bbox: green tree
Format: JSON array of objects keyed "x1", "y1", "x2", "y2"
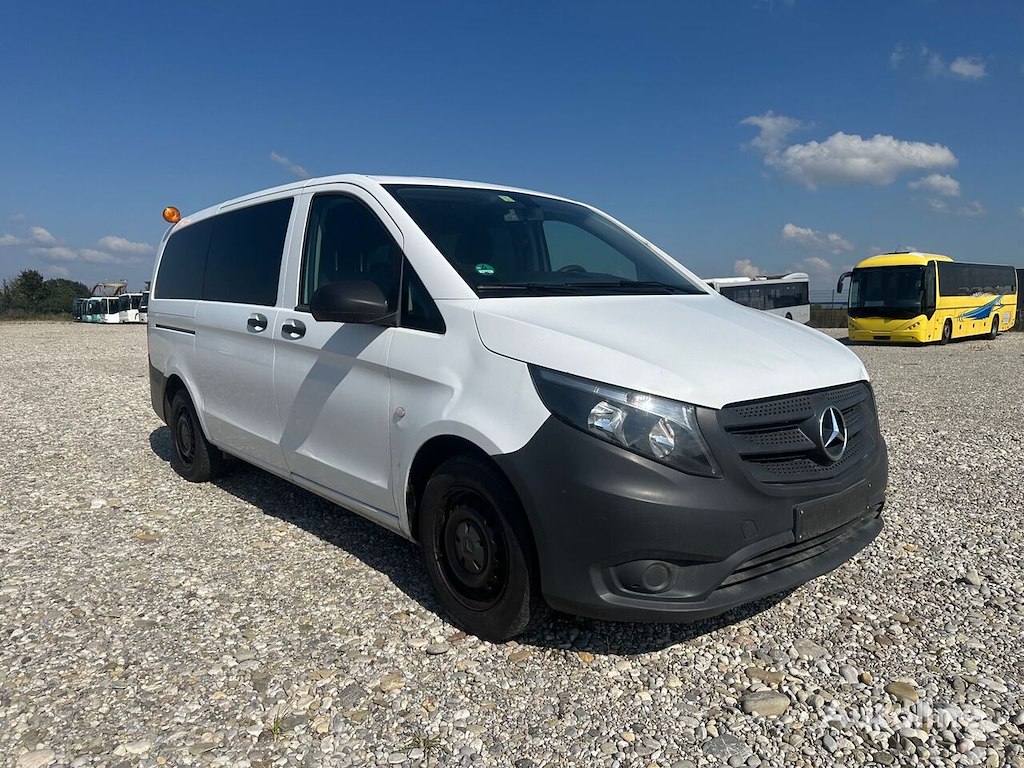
[
  {"x1": 1, "y1": 270, "x2": 90, "y2": 317},
  {"x1": 9, "y1": 269, "x2": 46, "y2": 309},
  {"x1": 40, "y1": 278, "x2": 91, "y2": 313}
]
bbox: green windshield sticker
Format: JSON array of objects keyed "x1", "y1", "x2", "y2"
[
  {"x1": 498, "y1": 195, "x2": 515, "y2": 203},
  {"x1": 475, "y1": 263, "x2": 495, "y2": 275}
]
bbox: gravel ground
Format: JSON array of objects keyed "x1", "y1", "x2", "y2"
[{"x1": 1, "y1": 322, "x2": 1022, "y2": 768}]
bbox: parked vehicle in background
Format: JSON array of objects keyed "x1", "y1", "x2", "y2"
[
  {"x1": 148, "y1": 174, "x2": 887, "y2": 640},
  {"x1": 1018, "y1": 270, "x2": 1024, "y2": 330},
  {"x1": 118, "y1": 292, "x2": 144, "y2": 323},
  {"x1": 71, "y1": 297, "x2": 86, "y2": 321},
  {"x1": 83, "y1": 296, "x2": 122, "y2": 324},
  {"x1": 139, "y1": 290, "x2": 149, "y2": 323},
  {"x1": 837, "y1": 252, "x2": 1018, "y2": 343},
  {"x1": 703, "y1": 273, "x2": 810, "y2": 323}
]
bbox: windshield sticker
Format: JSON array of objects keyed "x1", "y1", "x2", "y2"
[
  {"x1": 475, "y1": 263, "x2": 495, "y2": 276},
  {"x1": 498, "y1": 195, "x2": 515, "y2": 203}
]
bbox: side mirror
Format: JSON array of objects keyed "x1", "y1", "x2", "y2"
[
  {"x1": 310, "y1": 280, "x2": 394, "y2": 325},
  {"x1": 836, "y1": 271, "x2": 852, "y2": 294}
]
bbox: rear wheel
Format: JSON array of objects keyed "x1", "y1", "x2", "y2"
[
  {"x1": 169, "y1": 391, "x2": 225, "y2": 482},
  {"x1": 940, "y1": 319, "x2": 952, "y2": 344},
  {"x1": 988, "y1": 317, "x2": 999, "y2": 340},
  {"x1": 419, "y1": 455, "x2": 548, "y2": 641}
]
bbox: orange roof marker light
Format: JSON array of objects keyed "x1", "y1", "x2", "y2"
[{"x1": 162, "y1": 206, "x2": 181, "y2": 224}]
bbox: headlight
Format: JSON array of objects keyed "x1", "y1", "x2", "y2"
[{"x1": 529, "y1": 366, "x2": 721, "y2": 478}]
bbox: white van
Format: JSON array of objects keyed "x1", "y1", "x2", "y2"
[{"x1": 148, "y1": 175, "x2": 887, "y2": 640}]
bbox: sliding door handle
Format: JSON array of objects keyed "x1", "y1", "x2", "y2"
[{"x1": 247, "y1": 313, "x2": 268, "y2": 333}]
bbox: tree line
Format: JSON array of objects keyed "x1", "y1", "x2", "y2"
[{"x1": 0, "y1": 269, "x2": 90, "y2": 318}]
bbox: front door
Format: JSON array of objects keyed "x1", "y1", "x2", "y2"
[{"x1": 273, "y1": 188, "x2": 402, "y2": 518}]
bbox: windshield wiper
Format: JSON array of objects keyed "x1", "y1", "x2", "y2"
[
  {"x1": 476, "y1": 282, "x2": 583, "y2": 294},
  {"x1": 563, "y1": 280, "x2": 701, "y2": 295}
]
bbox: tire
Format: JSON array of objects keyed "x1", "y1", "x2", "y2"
[
  {"x1": 168, "y1": 391, "x2": 224, "y2": 482},
  {"x1": 940, "y1": 319, "x2": 952, "y2": 345},
  {"x1": 988, "y1": 317, "x2": 999, "y2": 340},
  {"x1": 419, "y1": 455, "x2": 549, "y2": 641}
]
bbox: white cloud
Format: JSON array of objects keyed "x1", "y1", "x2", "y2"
[
  {"x1": 926, "y1": 198, "x2": 950, "y2": 213},
  {"x1": 47, "y1": 265, "x2": 71, "y2": 278},
  {"x1": 96, "y1": 235, "x2": 154, "y2": 254},
  {"x1": 890, "y1": 45, "x2": 906, "y2": 69},
  {"x1": 9, "y1": 213, "x2": 26, "y2": 223},
  {"x1": 270, "y1": 151, "x2": 310, "y2": 179},
  {"x1": 949, "y1": 56, "x2": 986, "y2": 80},
  {"x1": 31, "y1": 246, "x2": 78, "y2": 262},
  {"x1": 79, "y1": 249, "x2": 118, "y2": 264},
  {"x1": 0, "y1": 234, "x2": 28, "y2": 246},
  {"x1": 958, "y1": 200, "x2": 985, "y2": 216},
  {"x1": 909, "y1": 173, "x2": 960, "y2": 197},
  {"x1": 798, "y1": 256, "x2": 832, "y2": 271},
  {"x1": 733, "y1": 259, "x2": 762, "y2": 278},
  {"x1": 31, "y1": 226, "x2": 57, "y2": 245},
  {"x1": 740, "y1": 112, "x2": 805, "y2": 154},
  {"x1": 764, "y1": 131, "x2": 956, "y2": 188},
  {"x1": 1019, "y1": 207, "x2": 1024, "y2": 218},
  {"x1": 915, "y1": 46, "x2": 987, "y2": 80},
  {"x1": 782, "y1": 223, "x2": 854, "y2": 253}
]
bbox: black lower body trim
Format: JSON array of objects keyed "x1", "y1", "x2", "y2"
[{"x1": 494, "y1": 417, "x2": 887, "y2": 623}]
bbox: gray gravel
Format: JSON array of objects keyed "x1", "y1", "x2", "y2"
[{"x1": 1, "y1": 322, "x2": 1022, "y2": 768}]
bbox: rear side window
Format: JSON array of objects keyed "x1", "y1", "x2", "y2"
[
  {"x1": 204, "y1": 198, "x2": 294, "y2": 305},
  {"x1": 155, "y1": 218, "x2": 214, "y2": 299}
]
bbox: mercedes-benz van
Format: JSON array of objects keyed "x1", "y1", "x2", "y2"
[{"x1": 148, "y1": 175, "x2": 887, "y2": 640}]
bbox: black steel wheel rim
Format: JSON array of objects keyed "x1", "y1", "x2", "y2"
[
  {"x1": 435, "y1": 491, "x2": 507, "y2": 611},
  {"x1": 175, "y1": 409, "x2": 195, "y2": 467}
]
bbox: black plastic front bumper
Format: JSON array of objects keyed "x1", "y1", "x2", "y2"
[{"x1": 494, "y1": 414, "x2": 887, "y2": 622}]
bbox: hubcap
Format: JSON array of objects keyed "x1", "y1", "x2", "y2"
[
  {"x1": 437, "y1": 497, "x2": 506, "y2": 610},
  {"x1": 176, "y1": 412, "x2": 195, "y2": 465}
]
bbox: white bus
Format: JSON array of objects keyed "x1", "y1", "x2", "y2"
[
  {"x1": 703, "y1": 272, "x2": 810, "y2": 323},
  {"x1": 83, "y1": 296, "x2": 122, "y2": 324},
  {"x1": 139, "y1": 290, "x2": 149, "y2": 323},
  {"x1": 118, "y1": 292, "x2": 144, "y2": 323}
]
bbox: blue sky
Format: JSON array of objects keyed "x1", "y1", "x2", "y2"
[{"x1": 1, "y1": 1, "x2": 1021, "y2": 297}]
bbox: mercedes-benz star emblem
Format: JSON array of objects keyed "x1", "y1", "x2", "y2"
[{"x1": 818, "y1": 406, "x2": 848, "y2": 461}]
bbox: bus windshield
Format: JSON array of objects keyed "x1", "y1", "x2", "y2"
[{"x1": 849, "y1": 266, "x2": 925, "y2": 319}]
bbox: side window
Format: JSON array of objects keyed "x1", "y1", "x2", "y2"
[
  {"x1": 203, "y1": 198, "x2": 293, "y2": 306},
  {"x1": 154, "y1": 217, "x2": 214, "y2": 299},
  {"x1": 401, "y1": 260, "x2": 445, "y2": 334},
  {"x1": 543, "y1": 220, "x2": 637, "y2": 280},
  {"x1": 300, "y1": 195, "x2": 401, "y2": 312}
]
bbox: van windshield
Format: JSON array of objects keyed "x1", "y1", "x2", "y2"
[{"x1": 384, "y1": 185, "x2": 704, "y2": 297}]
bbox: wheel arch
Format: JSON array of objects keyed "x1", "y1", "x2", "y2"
[{"x1": 405, "y1": 435, "x2": 532, "y2": 551}]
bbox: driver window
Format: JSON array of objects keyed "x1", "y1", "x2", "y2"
[
  {"x1": 300, "y1": 194, "x2": 401, "y2": 311},
  {"x1": 543, "y1": 220, "x2": 637, "y2": 279}
]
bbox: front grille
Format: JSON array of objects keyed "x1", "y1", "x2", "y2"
[{"x1": 718, "y1": 382, "x2": 878, "y2": 485}]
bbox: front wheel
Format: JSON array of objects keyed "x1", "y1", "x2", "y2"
[
  {"x1": 419, "y1": 456, "x2": 548, "y2": 641},
  {"x1": 940, "y1": 319, "x2": 952, "y2": 345},
  {"x1": 988, "y1": 317, "x2": 999, "y2": 340}
]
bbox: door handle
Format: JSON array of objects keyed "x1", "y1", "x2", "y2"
[
  {"x1": 281, "y1": 319, "x2": 306, "y2": 339},
  {"x1": 247, "y1": 313, "x2": 268, "y2": 333}
]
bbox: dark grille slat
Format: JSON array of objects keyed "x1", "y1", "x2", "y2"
[
  {"x1": 730, "y1": 427, "x2": 816, "y2": 456},
  {"x1": 718, "y1": 382, "x2": 877, "y2": 485}
]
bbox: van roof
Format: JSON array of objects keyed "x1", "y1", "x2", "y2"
[
  {"x1": 854, "y1": 252, "x2": 953, "y2": 269},
  {"x1": 175, "y1": 174, "x2": 579, "y2": 230}
]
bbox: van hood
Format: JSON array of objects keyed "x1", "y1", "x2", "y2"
[{"x1": 473, "y1": 294, "x2": 868, "y2": 410}]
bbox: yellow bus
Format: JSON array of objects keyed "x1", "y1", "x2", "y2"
[{"x1": 836, "y1": 252, "x2": 1018, "y2": 344}]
